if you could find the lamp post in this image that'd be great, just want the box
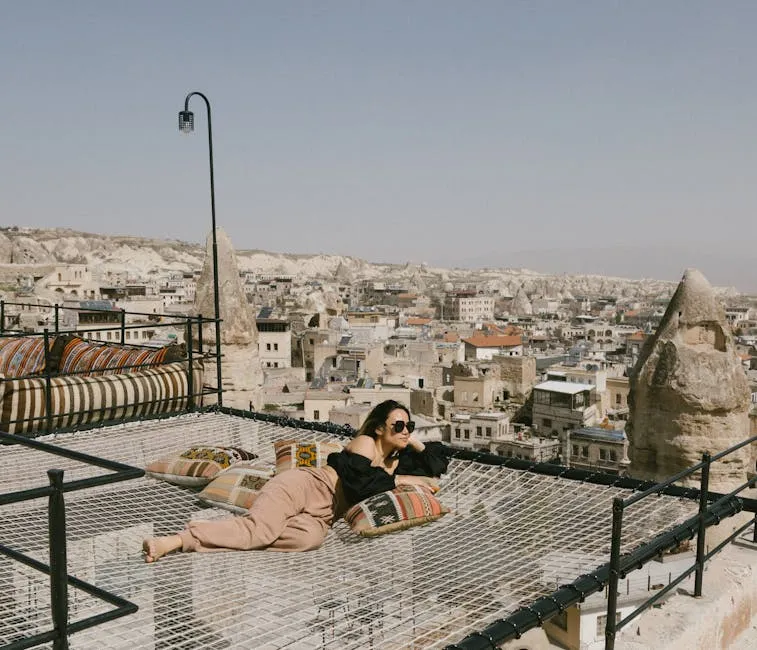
[178,91,223,406]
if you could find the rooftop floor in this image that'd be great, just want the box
[0,411,699,649]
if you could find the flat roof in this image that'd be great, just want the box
[534,380,595,394]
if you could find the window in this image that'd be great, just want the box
[599,448,607,461]
[485,427,492,438]
[455,428,461,439]
[464,429,470,440]
[313,410,320,421]
[615,393,622,405]
[476,427,482,438]
[572,445,579,456]
[582,446,589,458]
[274,343,279,351]
[610,450,617,462]
[507,450,513,457]
[273,362,278,368]
[542,418,552,428]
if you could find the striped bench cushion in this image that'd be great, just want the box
[55,335,185,376]
[0,336,55,378]
[0,360,203,435]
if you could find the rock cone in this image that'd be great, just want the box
[627,269,750,488]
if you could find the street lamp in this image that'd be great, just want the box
[178,91,222,406]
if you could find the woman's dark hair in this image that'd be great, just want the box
[358,400,410,439]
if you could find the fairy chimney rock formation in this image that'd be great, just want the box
[194,228,258,347]
[627,269,750,488]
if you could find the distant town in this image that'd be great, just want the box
[2,226,756,477]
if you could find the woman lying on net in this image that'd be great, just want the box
[142,399,448,562]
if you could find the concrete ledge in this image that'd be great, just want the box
[613,539,757,650]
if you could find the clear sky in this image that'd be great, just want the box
[1,1,756,290]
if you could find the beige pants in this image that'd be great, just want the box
[179,467,339,553]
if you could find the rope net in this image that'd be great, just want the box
[0,411,698,649]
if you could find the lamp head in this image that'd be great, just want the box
[178,110,194,134]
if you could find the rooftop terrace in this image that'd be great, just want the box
[0,411,706,649]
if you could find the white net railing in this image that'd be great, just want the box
[0,411,699,649]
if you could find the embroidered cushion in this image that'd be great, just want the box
[145,446,258,487]
[0,336,55,378]
[344,484,449,537]
[198,461,276,513]
[273,439,343,475]
[55,334,185,376]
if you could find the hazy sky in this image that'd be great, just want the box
[1,2,756,290]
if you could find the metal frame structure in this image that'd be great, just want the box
[0,431,144,650]
[0,302,221,435]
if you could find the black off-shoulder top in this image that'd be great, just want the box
[327,441,449,507]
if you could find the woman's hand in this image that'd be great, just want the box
[406,435,425,453]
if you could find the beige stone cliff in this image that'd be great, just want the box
[627,268,750,489]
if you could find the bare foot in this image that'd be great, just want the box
[142,535,182,563]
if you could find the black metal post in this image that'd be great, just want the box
[186,319,195,412]
[605,497,624,650]
[54,304,60,335]
[48,469,70,650]
[120,309,126,344]
[0,299,4,334]
[694,452,711,597]
[181,91,223,407]
[753,513,757,544]
[43,328,54,434]
[197,313,203,355]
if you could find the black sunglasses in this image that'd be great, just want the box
[392,420,415,434]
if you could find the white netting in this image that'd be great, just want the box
[0,411,698,649]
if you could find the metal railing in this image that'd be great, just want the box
[443,436,757,650]
[603,436,757,649]
[0,303,222,436]
[0,431,145,650]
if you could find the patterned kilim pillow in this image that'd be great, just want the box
[0,336,54,378]
[344,484,449,537]
[273,439,343,475]
[56,335,183,376]
[198,461,276,513]
[145,446,258,487]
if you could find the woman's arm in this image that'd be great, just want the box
[395,474,440,493]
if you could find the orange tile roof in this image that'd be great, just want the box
[443,332,460,343]
[628,331,646,341]
[462,334,522,348]
[407,317,432,326]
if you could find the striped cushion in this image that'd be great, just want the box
[198,461,276,512]
[344,484,449,537]
[56,335,183,376]
[0,336,54,378]
[146,446,259,487]
[0,360,202,435]
[273,439,343,474]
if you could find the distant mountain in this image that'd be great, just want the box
[0,227,744,299]
[449,244,754,295]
